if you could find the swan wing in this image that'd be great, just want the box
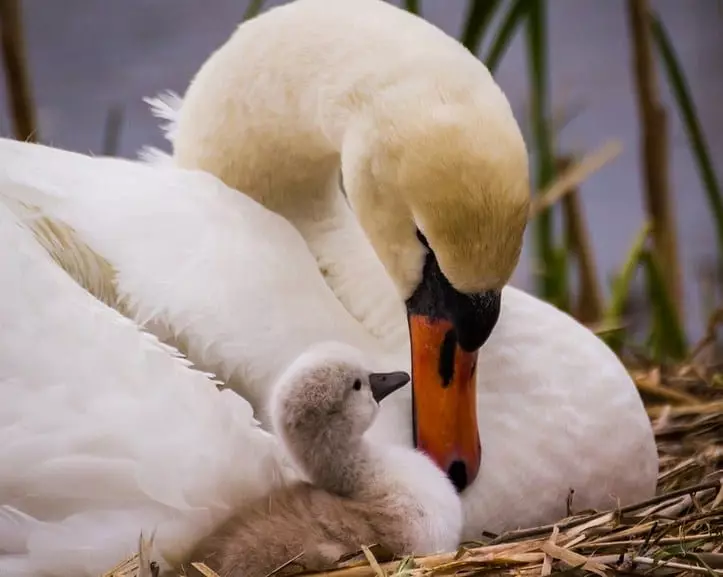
[0,200,286,576]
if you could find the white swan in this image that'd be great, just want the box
[0,199,289,576]
[162,0,659,512]
[0,0,658,571]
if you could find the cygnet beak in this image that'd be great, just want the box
[368,371,410,404]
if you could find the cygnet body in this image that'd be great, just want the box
[184,343,462,577]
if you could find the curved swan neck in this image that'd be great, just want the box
[170,0,528,346]
[170,1,477,224]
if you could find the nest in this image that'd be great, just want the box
[107,318,723,577]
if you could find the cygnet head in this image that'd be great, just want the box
[271,343,409,446]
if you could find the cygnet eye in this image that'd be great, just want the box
[352,379,362,391]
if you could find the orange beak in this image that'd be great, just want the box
[408,314,481,492]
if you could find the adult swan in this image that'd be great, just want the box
[0,0,658,571]
[169,0,658,498]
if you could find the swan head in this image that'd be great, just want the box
[341,97,530,491]
[270,342,410,469]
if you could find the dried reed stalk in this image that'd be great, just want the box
[0,0,37,142]
[557,155,604,324]
[528,140,622,218]
[626,0,682,325]
[102,104,124,156]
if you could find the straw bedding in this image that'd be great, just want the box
[106,315,723,577]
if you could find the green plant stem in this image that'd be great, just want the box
[404,0,420,16]
[460,0,501,54]
[649,13,723,256]
[484,0,530,74]
[641,249,688,360]
[242,0,266,22]
[602,222,651,351]
[525,0,558,303]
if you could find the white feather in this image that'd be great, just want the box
[138,91,182,166]
[0,199,290,575]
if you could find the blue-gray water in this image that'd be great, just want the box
[2,0,721,337]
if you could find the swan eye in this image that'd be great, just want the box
[352,379,362,391]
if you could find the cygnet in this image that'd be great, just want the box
[182,342,462,577]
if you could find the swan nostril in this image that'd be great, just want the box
[447,460,468,493]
